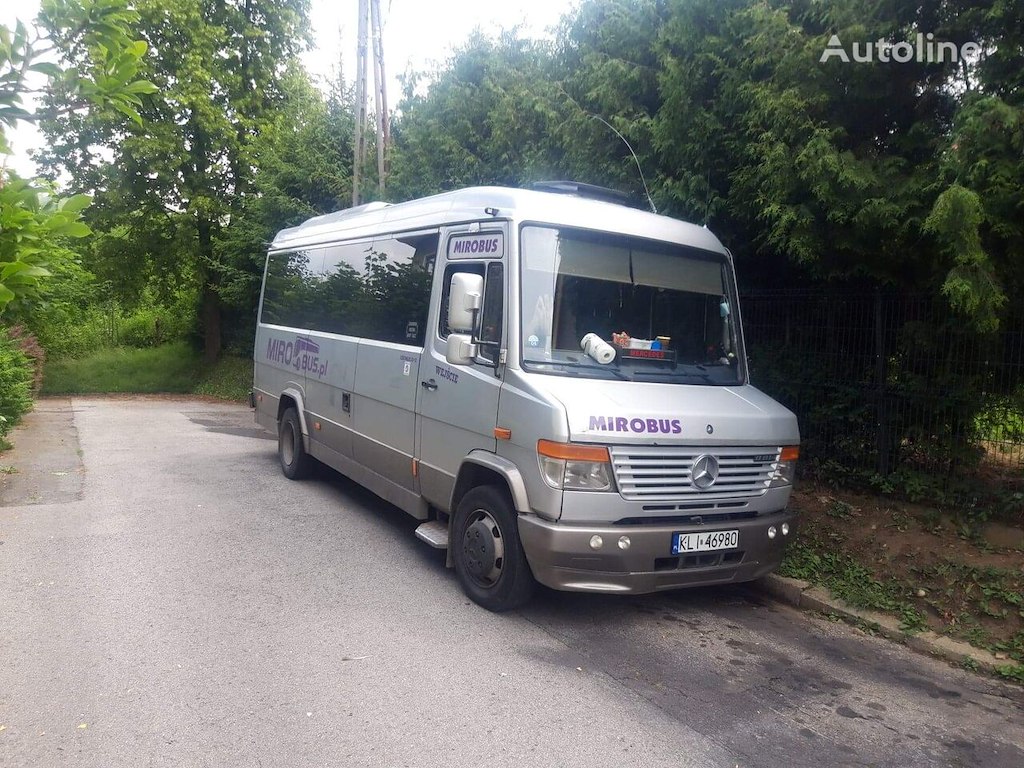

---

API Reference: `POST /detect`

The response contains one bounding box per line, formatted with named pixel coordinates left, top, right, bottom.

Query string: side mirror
left=447, top=272, right=483, bottom=334
left=446, top=333, right=477, bottom=366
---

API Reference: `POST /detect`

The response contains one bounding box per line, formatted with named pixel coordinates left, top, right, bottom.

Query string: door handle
left=421, top=379, right=438, bottom=391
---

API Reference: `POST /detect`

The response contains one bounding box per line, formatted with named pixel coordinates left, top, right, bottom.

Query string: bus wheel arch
left=451, top=454, right=531, bottom=517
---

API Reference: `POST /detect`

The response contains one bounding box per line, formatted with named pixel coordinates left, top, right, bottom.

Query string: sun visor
left=553, top=239, right=631, bottom=284
left=633, top=251, right=723, bottom=295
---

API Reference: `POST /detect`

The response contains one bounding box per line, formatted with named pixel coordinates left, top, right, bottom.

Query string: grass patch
left=995, top=664, right=1024, bottom=683
left=910, top=562, right=1024, bottom=661
left=193, top=355, right=253, bottom=402
left=43, top=343, right=203, bottom=395
left=779, top=533, right=928, bottom=633
left=42, top=343, right=253, bottom=402
left=787, top=484, right=1024, bottom=676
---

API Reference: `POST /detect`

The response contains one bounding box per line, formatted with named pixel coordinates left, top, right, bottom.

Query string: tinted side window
left=357, top=233, right=437, bottom=344
left=260, top=248, right=325, bottom=329
left=479, top=262, right=503, bottom=362
left=317, top=240, right=375, bottom=336
left=261, top=232, right=438, bottom=344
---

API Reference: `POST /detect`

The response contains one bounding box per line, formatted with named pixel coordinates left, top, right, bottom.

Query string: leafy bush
left=9, top=255, right=108, bottom=358
left=18, top=261, right=198, bottom=358
left=193, top=355, right=253, bottom=402
left=7, top=325, right=46, bottom=394
left=116, top=300, right=196, bottom=349
left=0, top=329, right=34, bottom=449
left=117, top=307, right=163, bottom=347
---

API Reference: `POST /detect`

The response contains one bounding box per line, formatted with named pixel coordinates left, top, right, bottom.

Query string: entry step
left=415, top=520, right=448, bottom=549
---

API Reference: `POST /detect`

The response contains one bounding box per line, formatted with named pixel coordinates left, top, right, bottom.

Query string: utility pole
left=352, top=0, right=369, bottom=206
left=353, top=0, right=389, bottom=205
left=370, top=0, right=389, bottom=196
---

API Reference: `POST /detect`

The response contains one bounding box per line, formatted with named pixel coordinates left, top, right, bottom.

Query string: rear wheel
left=453, top=485, right=535, bottom=611
left=278, top=406, right=311, bottom=480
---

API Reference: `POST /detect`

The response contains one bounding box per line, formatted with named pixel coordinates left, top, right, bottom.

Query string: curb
left=757, top=574, right=1015, bottom=674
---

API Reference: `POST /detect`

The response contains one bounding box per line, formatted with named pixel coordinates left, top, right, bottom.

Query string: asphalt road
left=1, top=397, right=1022, bottom=768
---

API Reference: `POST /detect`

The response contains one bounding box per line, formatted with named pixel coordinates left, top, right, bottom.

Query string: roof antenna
left=590, top=114, right=657, bottom=214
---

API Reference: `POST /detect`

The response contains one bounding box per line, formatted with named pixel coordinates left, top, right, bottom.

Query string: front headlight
left=537, top=440, right=615, bottom=492
left=770, top=445, right=800, bottom=487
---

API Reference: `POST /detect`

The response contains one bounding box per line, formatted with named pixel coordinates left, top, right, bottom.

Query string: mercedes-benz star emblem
left=691, top=454, right=720, bottom=490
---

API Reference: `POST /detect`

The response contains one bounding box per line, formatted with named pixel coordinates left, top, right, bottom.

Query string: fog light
left=767, top=526, right=777, bottom=540
left=781, top=523, right=790, bottom=536
left=618, top=536, right=631, bottom=550
left=590, top=535, right=603, bottom=550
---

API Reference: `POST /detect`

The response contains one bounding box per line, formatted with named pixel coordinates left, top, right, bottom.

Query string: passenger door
left=415, top=224, right=507, bottom=510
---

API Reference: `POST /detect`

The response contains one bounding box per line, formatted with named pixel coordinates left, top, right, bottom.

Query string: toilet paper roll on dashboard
left=580, top=333, right=616, bottom=365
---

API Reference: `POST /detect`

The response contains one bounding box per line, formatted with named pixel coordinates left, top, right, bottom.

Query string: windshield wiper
left=632, top=368, right=713, bottom=382
left=527, top=359, right=630, bottom=381
left=627, top=364, right=739, bottom=383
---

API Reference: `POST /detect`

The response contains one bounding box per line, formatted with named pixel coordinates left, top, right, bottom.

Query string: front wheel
left=453, top=486, right=535, bottom=611
left=278, top=406, right=311, bottom=480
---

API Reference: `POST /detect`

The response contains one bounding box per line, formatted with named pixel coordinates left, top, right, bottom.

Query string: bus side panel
left=253, top=323, right=308, bottom=431
left=351, top=338, right=421, bottom=495
left=304, top=331, right=358, bottom=461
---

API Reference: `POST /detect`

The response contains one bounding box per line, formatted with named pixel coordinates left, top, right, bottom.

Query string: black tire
left=278, top=406, right=311, bottom=480
left=453, top=485, right=535, bottom=612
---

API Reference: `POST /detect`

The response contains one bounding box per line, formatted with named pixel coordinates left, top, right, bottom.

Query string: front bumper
left=518, top=509, right=795, bottom=594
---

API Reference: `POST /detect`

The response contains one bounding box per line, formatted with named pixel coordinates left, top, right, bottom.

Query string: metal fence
left=739, top=290, right=1024, bottom=503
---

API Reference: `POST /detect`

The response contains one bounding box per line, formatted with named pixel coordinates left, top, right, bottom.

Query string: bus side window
left=478, top=262, right=503, bottom=363
left=261, top=248, right=327, bottom=330
left=364, top=232, right=438, bottom=346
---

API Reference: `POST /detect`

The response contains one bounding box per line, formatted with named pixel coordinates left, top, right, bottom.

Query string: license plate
left=672, top=530, right=739, bottom=555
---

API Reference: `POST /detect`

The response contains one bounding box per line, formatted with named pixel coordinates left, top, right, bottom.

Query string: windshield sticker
left=266, top=335, right=330, bottom=379
left=588, top=416, right=681, bottom=435
left=448, top=232, right=504, bottom=259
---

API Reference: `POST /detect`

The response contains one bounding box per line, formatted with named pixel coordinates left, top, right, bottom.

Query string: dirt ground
left=787, top=481, right=1024, bottom=665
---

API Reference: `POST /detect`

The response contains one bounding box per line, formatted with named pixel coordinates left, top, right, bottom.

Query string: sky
left=1, top=0, right=579, bottom=177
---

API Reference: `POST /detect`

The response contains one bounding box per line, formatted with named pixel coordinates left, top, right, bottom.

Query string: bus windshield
left=520, top=225, right=743, bottom=385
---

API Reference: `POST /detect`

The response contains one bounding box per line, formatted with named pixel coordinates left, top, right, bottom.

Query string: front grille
left=614, top=510, right=758, bottom=526
left=609, top=445, right=779, bottom=502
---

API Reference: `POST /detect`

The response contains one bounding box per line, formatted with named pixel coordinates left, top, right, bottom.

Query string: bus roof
left=269, top=186, right=727, bottom=255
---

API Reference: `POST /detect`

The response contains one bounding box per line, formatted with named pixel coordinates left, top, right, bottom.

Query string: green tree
left=654, top=1, right=947, bottom=286
left=38, top=0, right=311, bottom=360
left=389, top=31, right=574, bottom=200
left=924, top=0, right=1024, bottom=327
left=0, top=0, right=154, bottom=314
left=642, top=0, right=1021, bottom=329
left=556, top=0, right=668, bottom=203
left=215, top=64, right=356, bottom=350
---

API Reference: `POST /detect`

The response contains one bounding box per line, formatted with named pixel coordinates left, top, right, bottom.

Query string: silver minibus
left=253, top=184, right=800, bottom=610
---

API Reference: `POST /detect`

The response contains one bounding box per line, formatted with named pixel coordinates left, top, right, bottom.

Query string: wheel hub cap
left=462, top=512, right=504, bottom=585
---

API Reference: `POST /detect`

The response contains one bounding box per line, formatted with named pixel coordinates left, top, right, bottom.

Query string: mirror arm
left=473, top=339, right=502, bottom=374
left=468, top=307, right=503, bottom=374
